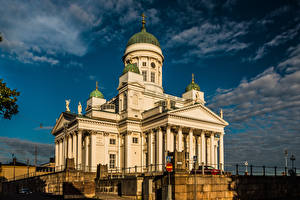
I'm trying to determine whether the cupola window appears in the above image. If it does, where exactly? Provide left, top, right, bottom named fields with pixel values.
left=142, top=62, right=147, bottom=66
left=142, top=71, right=147, bottom=81
left=151, top=72, right=155, bottom=83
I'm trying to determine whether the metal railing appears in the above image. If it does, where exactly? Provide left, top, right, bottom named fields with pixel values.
left=224, top=163, right=298, bottom=176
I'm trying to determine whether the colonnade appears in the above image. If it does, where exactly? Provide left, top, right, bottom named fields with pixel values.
left=55, top=130, right=82, bottom=171
left=142, top=125, right=224, bottom=171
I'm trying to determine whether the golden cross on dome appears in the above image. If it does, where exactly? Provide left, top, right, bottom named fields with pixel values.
left=192, top=73, right=195, bottom=83
left=96, top=81, right=98, bottom=90
left=141, top=13, right=146, bottom=28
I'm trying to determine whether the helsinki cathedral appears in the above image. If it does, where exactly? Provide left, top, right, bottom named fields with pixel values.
left=51, top=14, right=228, bottom=173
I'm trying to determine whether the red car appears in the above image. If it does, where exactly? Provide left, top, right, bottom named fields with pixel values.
left=191, top=166, right=222, bottom=175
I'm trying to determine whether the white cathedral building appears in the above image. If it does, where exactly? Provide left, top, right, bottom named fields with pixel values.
left=51, top=15, right=228, bottom=173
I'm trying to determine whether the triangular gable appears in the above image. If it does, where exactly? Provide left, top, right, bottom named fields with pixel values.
left=51, top=112, right=76, bottom=134
left=169, top=104, right=228, bottom=126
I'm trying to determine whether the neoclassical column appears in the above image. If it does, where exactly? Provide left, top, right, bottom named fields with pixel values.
left=59, top=139, right=64, bottom=169
left=219, top=133, right=224, bottom=170
left=156, top=127, right=163, bottom=171
left=147, top=130, right=153, bottom=170
left=62, top=136, right=66, bottom=166
left=77, top=130, right=82, bottom=169
left=124, top=132, right=131, bottom=171
left=68, top=134, right=72, bottom=159
left=118, top=134, right=121, bottom=172
left=85, top=135, right=90, bottom=171
left=55, top=141, right=59, bottom=169
left=210, top=133, right=215, bottom=167
left=189, top=128, right=194, bottom=170
left=166, top=125, right=171, bottom=152
left=73, top=133, right=77, bottom=166
left=214, top=143, right=218, bottom=169
left=197, top=136, right=201, bottom=165
left=90, top=132, right=97, bottom=171
left=178, top=126, right=183, bottom=152
left=201, top=131, right=206, bottom=165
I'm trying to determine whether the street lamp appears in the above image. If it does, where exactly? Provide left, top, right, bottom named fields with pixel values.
left=290, top=154, right=296, bottom=170
left=284, top=149, right=288, bottom=168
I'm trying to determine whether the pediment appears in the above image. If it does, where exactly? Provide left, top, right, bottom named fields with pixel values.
left=169, top=104, right=228, bottom=126
left=51, top=112, right=76, bottom=134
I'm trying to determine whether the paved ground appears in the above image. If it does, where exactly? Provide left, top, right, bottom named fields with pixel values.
left=0, top=193, right=98, bottom=200
left=0, top=193, right=130, bottom=200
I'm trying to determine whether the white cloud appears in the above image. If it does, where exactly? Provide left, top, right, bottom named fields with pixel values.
left=166, top=20, right=250, bottom=60
left=208, top=47, right=300, bottom=166
left=249, top=24, right=300, bottom=61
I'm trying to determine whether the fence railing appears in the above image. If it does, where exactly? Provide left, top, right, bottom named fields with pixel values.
left=224, top=164, right=297, bottom=176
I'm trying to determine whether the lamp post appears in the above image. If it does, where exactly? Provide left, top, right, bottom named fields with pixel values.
left=290, top=154, right=296, bottom=171
left=284, top=149, right=288, bottom=175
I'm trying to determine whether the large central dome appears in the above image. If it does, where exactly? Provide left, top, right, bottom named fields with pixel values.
left=126, top=27, right=160, bottom=47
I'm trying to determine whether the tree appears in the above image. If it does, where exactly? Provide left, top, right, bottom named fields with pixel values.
left=0, top=79, right=20, bottom=119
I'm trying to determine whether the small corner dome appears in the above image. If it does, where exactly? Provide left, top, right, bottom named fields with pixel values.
left=185, top=82, right=200, bottom=92
left=90, top=89, right=104, bottom=98
left=126, top=27, right=160, bottom=48
left=123, top=63, right=140, bottom=74
left=185, top=74, right=200, bottom=92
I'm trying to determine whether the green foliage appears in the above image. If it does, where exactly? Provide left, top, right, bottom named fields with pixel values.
left=0, top=79, right=20, bottom=119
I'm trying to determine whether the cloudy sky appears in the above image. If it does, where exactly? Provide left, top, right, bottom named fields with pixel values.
left=1, top=0, right=300, bottom=168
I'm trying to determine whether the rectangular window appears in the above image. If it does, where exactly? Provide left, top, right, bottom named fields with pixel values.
left=151, top=72, right=155, bottom=83
left=132, top=137, right=138, bottom=144
left=109, top=154, right=116, bottom=168
left=110, top=138, right=116, bottom=145
left=142, top=62, right=147, bottom=66
left=142, top=71, right=147, bottom=81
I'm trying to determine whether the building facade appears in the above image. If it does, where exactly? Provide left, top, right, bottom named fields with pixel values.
left=51, top=16, right=228, bottom=173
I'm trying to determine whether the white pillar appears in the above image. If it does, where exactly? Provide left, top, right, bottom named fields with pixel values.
left=90, top=133, right=96, bottom=171
left=147, top=130, right=153, bottom=171
left=73, top=134, right=77, bottom=167
left=166, top=125, right=171, bottom=152
left=63, top=137, right=66, bottom=166
left=197, top=136, right=201, bottom=165
left=118, top=134, right=121, bottom=172
left=178, top=127, right=183, bottom=152
left=189, top=128, right=193, bottom=170
left=60, top=139, right=64, bottom=169
left=77, top=131, right=82, bottom=170
left=219, top=133, right=224, bottom=170
left=125, top=132, right=131, bottom=171
left=210, top=134, right=215, bottom=168
left=156, top=127, right=163, bottom=171
left=85, top=136, right=90, bottom=171
left=55, top=141, right=59, bottom=169
left=214, top=143, right=218, bottom=169
left=68, top=135, right=72, bottom=159
left=201, top=131, right=206, bottom=165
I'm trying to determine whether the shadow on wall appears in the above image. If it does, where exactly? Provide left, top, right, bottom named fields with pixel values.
left=232, top=176, right=300, bottom=200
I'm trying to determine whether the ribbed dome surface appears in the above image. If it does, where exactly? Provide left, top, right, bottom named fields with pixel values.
left=126, top=27, right=160, bottom=48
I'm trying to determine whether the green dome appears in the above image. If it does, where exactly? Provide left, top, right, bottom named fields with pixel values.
left=123, top=63, right=140, bottom=74
left=90, top=88, right=104, bottom=99
left=185, top=74, right=200, bottom=92
left=185, top=82, right=200, bottom=92
left=127, top=27, right=160, bottom=48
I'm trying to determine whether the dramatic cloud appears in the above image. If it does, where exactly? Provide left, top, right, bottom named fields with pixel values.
left=0, top=137, right=54, bottom=165
left=249, top=24, right=300, bottom=61
left=166, top=20, right=250, bottom=62
left=0, top=0, right=150, bottom=65
left=208, top=46, right=300, bottom=167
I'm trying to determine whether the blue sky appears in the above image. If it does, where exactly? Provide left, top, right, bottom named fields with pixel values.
left=0, top=0, right=300, bottom=168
